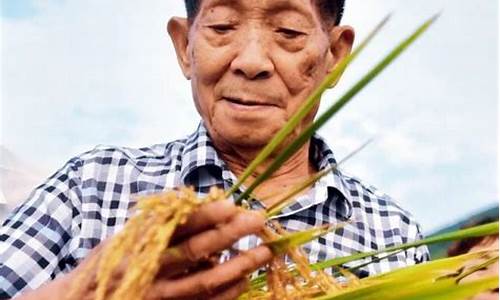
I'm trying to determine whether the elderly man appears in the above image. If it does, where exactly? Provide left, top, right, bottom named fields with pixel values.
left=0, top=0, right=429, bottom=299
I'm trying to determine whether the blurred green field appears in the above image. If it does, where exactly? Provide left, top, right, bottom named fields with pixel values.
left=427, top=204, right=499, bottom=259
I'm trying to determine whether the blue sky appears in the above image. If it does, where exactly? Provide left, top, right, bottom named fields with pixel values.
left=0, top=0, right=498, bottom=232
left=1, top=1, right=38, bottom=19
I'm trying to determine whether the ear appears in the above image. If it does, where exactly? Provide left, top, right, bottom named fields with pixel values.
left=326, top=25, right=355, bottom=87
left=167, top=17, right=192, bottom=79
left=328, top=25, right=355, bottom=69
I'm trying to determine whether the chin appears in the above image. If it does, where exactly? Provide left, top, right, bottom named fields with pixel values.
left=213, top=123, right=278, bottom=149
left=208, top=109, right=285, bottom=148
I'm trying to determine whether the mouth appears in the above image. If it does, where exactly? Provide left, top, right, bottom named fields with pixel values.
left=222, top=96, right=279, bottom=108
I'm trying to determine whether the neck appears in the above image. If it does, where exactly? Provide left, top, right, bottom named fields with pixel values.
left=217, top=141, right=316, bottom=207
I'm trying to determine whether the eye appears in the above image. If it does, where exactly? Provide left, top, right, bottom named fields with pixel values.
left=208, top=24, right=235, bottom=34
left=276, top=28, right=305, bottom=39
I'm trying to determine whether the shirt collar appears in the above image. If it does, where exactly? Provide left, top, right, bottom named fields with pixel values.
left=178, top=121, right=353, bottom=219
left=179, top=122, right=236, bottom=188
left=306, top=134, right=354, bottom=219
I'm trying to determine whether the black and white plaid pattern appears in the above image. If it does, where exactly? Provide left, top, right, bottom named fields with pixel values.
left=0, top=122, right=429, bottom=298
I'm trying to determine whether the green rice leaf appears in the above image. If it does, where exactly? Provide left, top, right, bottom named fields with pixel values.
left=315, top=275, right=498, bottom=300
left=311, top=221, right=498, bottom=271
left=236, top=14, right=439, bottom=203
left=313, top=250, right=498, bottom=300
left=363, top=249, right=497, bottom=283
left=399, top=275, right=498, bottom=300
left=226, top=14, right=391, bottom=200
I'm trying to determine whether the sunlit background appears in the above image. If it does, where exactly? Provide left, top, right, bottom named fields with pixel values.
left=0, top=0, right=498, bottom=233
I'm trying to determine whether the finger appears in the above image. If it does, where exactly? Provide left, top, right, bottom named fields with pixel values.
left=161, top=210, right=266, bottom=266
left=157, top=254, right=219, bottom=279
left=172, top=200, right=238, bottom=241
left=209, top=278, right=249, bottom=300
left=152, top=246, right=272, bottom=299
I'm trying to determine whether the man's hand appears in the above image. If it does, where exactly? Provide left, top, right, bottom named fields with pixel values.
left=146, top=200, right=272, bottom=299
left=16, top=200, right=272, bottom=300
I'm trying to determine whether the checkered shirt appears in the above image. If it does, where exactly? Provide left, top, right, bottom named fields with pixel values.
left=0, top=122, right=429, bottom=298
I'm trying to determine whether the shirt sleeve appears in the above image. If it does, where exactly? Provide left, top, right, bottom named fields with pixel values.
left=405, top=221, right=431, bottom=265
left=0, top=158, right=83, bottom=299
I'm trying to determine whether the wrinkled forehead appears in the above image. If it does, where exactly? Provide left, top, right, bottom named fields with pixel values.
left=197, top=0, right=321, bottom=22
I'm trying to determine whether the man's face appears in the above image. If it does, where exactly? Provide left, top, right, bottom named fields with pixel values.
left=169, top=0, right=353, bottom=152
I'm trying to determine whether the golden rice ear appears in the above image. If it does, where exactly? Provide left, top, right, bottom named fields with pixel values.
left=67, top=188, right=203, bottom=300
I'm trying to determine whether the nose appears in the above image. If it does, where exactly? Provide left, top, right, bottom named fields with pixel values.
left=230, top=32, right=274, bottom=80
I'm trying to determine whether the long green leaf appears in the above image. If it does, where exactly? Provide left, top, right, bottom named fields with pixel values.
left=314, top=250, right=498, bottom=300
left=402, top=276, right=498, bottom=300
left=311, top=221, right=498, bottom=271
left=399, top=276, right=499, bottom=300
left=246, top=248, right=497, bottom=299
left=364, top=250, right=497, bottom=283
left=315, top=275, right=498, bottom=300
left=236, top=14, right=439, bottom=203
left=225, top=14, right=391, bottom=199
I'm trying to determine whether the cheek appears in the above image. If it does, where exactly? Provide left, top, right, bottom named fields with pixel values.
left=191, top=41, right=232, bottom=85
left=275, top=45, right=330, bottom=97
left=189, top=38, right=235, bottom=122
left=188, top=24, right=236, bottom=84
left=299, top=49, right=329, bottom=83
